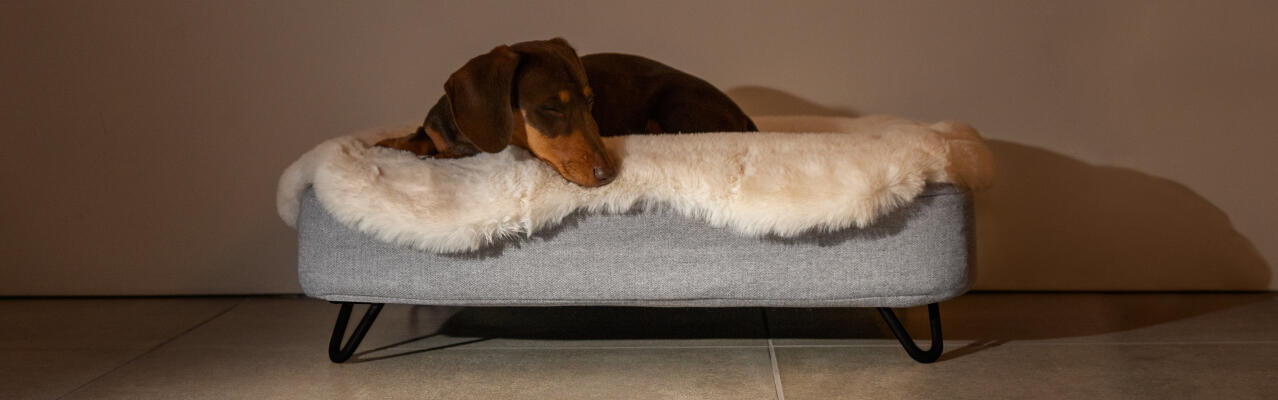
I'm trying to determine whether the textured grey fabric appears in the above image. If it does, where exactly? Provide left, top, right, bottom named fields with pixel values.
left=297, top=185, right=973, bottom=308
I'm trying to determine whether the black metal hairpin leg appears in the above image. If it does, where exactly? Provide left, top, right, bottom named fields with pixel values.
left=328, top=302, right=384, bottom=363
left=876, top=303, right=943, bottom=363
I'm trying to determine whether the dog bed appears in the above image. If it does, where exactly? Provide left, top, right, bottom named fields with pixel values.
left=278, top=115, right=995, bottom=363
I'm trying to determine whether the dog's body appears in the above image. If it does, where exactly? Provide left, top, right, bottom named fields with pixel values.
left=581, top=53, right=756, bottom=137
left=376, top=38, right=756, bottom=187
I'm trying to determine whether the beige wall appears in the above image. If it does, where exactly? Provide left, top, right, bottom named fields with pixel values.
left=2, top=0, right=1273, bottom=295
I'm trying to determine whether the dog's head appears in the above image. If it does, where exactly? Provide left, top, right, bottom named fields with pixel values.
left=443, top=38, right=617, bottom=187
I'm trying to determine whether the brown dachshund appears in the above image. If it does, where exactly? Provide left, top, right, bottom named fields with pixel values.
left=376, top=38, right=756, bottom=187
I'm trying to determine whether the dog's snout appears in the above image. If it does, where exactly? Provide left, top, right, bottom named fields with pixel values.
left=593, top=165, right=616, bottom=184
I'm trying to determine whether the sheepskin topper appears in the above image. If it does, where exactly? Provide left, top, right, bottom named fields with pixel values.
left=277, top=115, right=995, bottom=253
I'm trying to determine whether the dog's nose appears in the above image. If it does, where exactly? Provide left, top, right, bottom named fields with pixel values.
left=593, top=166, right=616, bottom=184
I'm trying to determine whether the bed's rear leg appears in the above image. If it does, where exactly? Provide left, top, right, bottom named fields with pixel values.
left=328, top=302, right=384, bottom=363
left=876, top=303, right=943, bottom=363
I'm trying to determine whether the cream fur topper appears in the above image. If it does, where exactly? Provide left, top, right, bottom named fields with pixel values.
left=277, top=115, right=995, bottom=253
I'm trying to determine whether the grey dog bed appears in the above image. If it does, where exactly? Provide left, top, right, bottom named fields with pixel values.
left=297, top=184, right=972, bottom=363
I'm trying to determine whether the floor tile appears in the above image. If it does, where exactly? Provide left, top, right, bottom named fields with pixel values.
left=63, top=345, right=778, bottom=400
left=8, top=293, right=1276, bottom=399
left=166, top=297, right=768, bottom=352
left=774, top=343, right=1278, bottom=400
left=0, top=348, right=141, bottom=400
left=0, top=297, right=242, bottom=350
left=160, top=297, right=437, bottom=351
left=0, top=297, right=242, bottom=399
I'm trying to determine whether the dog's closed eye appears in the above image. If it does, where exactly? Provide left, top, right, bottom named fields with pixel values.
left=539, top=104, right=565, bottom=117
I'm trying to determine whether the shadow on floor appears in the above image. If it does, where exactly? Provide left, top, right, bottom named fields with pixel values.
left=432, top=306, right=769, bottom=339
left=350, top=292, right=1276, bottom=362
left=418, top=292, right=1275, bottom=343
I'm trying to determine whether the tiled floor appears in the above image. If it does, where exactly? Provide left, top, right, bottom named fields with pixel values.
left=3, top=293, right=1276, bottom=399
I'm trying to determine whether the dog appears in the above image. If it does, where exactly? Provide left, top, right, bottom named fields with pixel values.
left=376, top=38, right=756, bottom=187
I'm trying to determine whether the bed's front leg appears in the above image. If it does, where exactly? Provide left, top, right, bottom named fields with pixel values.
left=876, top=303, right=944, bottom=363
left=328, top=302, right=384, bottom=363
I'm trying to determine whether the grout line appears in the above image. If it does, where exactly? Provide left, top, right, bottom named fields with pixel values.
left=770, top=340, right=1278, bottom=348
left=768, top=339, right=785, bottom=400
left=760, top=308, right=785, bottom=400
left=75, top=340, right=1278, bottom=354
left=426, top=344, right=771, bottom=350
left=771, top=343, right=932, bottom=348
left=391, top=340, right=1278, bottom=351
left=997, top=340, right=1278, bottom=346
left=161, top=343, right=773, bottom=352
left=55, top=298, right=247, bottom=400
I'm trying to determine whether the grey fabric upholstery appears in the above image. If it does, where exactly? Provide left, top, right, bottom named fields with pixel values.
left=297, top=185, right=973, bottom=308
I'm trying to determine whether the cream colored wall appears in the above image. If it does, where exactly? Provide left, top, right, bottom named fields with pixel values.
left=2, top=1, right=1273, bottom=294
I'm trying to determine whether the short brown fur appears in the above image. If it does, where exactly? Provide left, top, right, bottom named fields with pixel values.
left=376, top=38, right=755, bottom=187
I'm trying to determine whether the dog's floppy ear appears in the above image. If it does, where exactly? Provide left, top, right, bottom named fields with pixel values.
left=444, top=45, right=520, bottom=153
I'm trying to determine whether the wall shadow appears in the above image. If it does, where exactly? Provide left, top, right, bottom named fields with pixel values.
left=725, top=86, right=860, bottom=117
left=976, top=140, right=1270, bottom=291
left=727, top=85, right=1271, bottom=291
